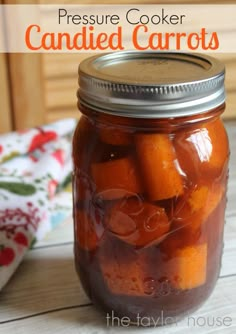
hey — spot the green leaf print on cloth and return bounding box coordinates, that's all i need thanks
[0,182,36,196]
[0,118,76,291]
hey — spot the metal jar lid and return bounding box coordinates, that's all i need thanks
[78,51,225,118]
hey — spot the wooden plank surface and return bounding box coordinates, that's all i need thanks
[0,276,235,333]
[40,0,236,4]
[0,121,235,333]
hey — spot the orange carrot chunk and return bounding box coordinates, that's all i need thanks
[174,126,200,182]
[106,197,170,247]
[174,184,223,231]
[203,119,229,173]
[203,184,224,220]
[174,119,229,180]
[173,243,207,290]
[173,186,209,231]
[75,211,100,251]
[73,116,94,168]
[91,156,143,200]
[74,171,94,202]
[135,133,184,201]
[99,127,131,146]
[160,227,201,257]
[100,253,146,296]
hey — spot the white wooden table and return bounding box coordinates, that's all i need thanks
[0,121,235,334]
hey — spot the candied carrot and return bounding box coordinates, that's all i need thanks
[100,248,146,296]
[173,184,224,231]
[202,184,224,220]
[106,197,170,247]
[73,171,94,201]
[135,133,184,201]
[172,243,207,290]
[101,261,145,296]
[75,211,99,251]
[99,126,131,146]
[174,119,229,181]
[160,227,201,257]
[91,156,143,200]
[203,119,229,173]
[72,116,96,169]
[173,125,199,182]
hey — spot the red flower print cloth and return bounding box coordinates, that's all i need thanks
[0,119,76,290]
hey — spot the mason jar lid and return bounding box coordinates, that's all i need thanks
[78,51,225,118]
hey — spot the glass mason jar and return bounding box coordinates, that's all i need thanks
[73,52,229,325]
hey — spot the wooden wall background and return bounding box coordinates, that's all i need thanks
[43,53,236,123]
[1,0,236,132]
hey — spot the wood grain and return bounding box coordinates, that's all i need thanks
[0,276,235,333]
[40,0,236,4]
[6,53,46,130]
[2,1,236,127]
[0,244,89,323]
[46,109,80,123]
[44,74,236,119]
[3,0,46,129]
[42,53,236,121]
[0,5,12,133]
[45,77,77,110]
[0,214,235,324]
[43,54,92,80]
[0,55,12,134]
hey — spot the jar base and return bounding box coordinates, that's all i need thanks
[92,290,216,328]
[76,262,219,327]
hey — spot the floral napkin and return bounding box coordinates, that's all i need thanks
[0,119,77,290]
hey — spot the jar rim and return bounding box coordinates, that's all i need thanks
[78,51,225,119]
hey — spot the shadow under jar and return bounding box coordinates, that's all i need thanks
[72,51,229,326]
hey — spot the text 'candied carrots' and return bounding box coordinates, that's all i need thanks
[173,243,207,290]
[135,133,184,201]
[91,156,143,200]
[106,197,170,247]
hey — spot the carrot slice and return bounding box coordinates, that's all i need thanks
[174,125,200,181]
[135,133,184,201]
[173,184,224,231]
[174,119,229,181]
[99,126,131,146]
[101,259,146,296]
[73,170,94,202]
[172,243,207,290]
[160,228,201,257]
[173,186,209,231]
[75,211,102,251]
[91,156,143,200]
[203,119,229,173]
[73,116,98,171]
[204,184,224,220]
[99,241,147,296]
[106,197,170,247]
